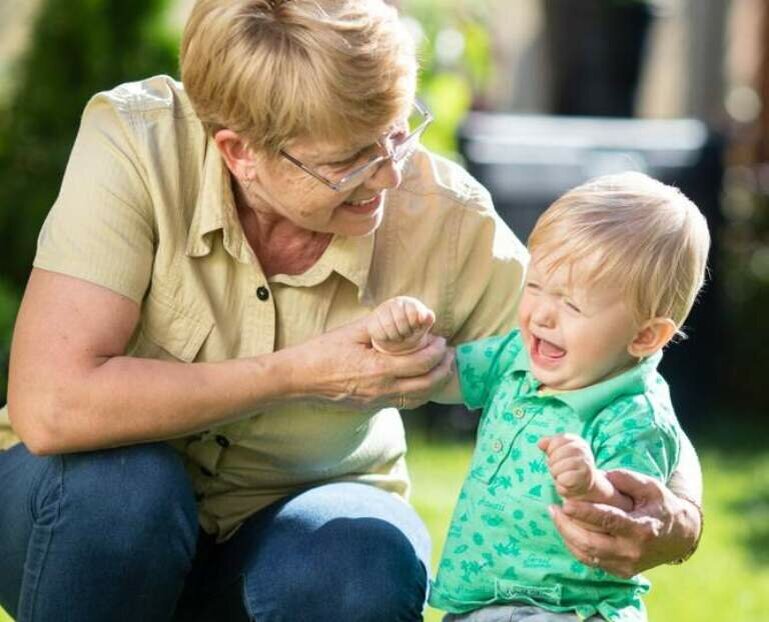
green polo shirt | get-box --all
[429,330,682,621]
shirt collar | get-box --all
[186,136,254,263]
[510,339,663,420]
[268,232,375,300]
[186,137,375,297]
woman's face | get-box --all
[244,132,405,237]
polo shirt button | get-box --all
[256,286,270,301]
[200,466,214,477]
[513,407,525,418]
[215,435,230,448]
[492,439,504,453]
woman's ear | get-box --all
[628,318,678,358]
[213,129,257,181]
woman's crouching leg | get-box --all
[205,482,431,622]
[0,442,198,622]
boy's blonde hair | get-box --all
[528,172,711,330]
[180,0,417,154]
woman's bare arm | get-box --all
[9,269,452,454]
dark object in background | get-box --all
[542,0,654,117]
[453,112,724,435]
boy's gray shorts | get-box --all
[443,604,606,622]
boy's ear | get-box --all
[628,318,678,358]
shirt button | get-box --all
[256,286,270,301]
[215,435,230,449]
[200,466,214,477]
[513,407,525,419]
[492,439,504,453]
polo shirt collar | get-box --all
[186,137,375,297]
[510,340,663,420]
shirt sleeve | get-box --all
[590,396,681,482]
[33,92,155,304]
[456,330,523,410]
[449,183,529,344]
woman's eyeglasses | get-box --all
[279,100,433,193]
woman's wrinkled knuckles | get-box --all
[636,516,663,542]
[598,509,627,534]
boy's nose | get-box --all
[532,302,556,328]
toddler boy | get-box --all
[366,172,710,621]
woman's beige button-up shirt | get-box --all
[0,75,528,539]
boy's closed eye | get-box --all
[564,299,582,313]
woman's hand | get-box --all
[291,313,454,410]
[550,469,701,578]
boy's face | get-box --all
[517,254,640,391]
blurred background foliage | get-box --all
[0,0,178,400]
[399,0,492,158]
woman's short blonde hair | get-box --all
[180,0,417,154]
[528,172,711,330]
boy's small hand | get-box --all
[538,434,598,499]
[369,296,436,355]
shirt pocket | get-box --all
[135,290,214,362]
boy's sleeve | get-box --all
[590,396,681,482]
[455,331,522,410]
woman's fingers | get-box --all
[605,469,664,504]
[384,334,447,378]
[389,346,455,408]
[550,504,641,578]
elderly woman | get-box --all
[0,1,701,620]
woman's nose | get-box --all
[364,156,402,191]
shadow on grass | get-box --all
[689,415,769,567]
[731,490,769,566]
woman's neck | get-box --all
[234,181,332,277]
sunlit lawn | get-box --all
[1,421,768,622]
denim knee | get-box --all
[1,442,199,621]
[253,516,427,622]
[59,442,198,566]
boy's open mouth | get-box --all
[534,336,566,360]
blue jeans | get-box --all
[0,442,431,621]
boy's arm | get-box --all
[547,402,697,577]
[539,434,634,512]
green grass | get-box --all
[1,425,767,622]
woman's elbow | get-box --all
[7,387,68,455]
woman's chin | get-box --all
[332,204,384,236]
